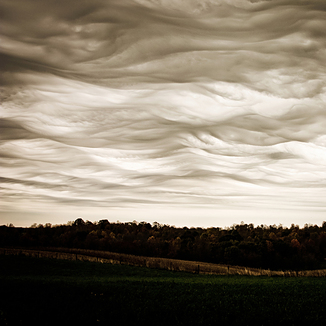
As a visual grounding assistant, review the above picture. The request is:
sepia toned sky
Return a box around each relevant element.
[1,0,326,228]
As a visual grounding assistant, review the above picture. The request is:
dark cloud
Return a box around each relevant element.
[2,0,325,91]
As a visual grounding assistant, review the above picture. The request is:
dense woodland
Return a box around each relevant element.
[1,219,326,270]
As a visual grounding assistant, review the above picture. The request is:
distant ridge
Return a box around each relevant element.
[2,247,326,277]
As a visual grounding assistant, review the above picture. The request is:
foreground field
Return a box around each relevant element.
[1,256,326,325]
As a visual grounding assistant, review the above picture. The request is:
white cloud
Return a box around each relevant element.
[1,0,326,227]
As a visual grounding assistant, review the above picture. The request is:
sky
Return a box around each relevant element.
[1,0,326,228]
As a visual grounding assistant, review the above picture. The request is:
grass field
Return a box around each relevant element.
[1,255,326,325]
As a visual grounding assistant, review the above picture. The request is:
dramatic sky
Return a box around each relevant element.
[1,0,326,228]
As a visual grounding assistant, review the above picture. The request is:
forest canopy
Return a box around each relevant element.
[1,219,326,271]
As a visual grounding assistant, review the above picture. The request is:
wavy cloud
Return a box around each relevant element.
[1,0,326,226]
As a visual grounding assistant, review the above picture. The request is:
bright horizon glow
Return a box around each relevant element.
[1,206,325,229]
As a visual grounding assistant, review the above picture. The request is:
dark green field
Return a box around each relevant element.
[1,255,326,325]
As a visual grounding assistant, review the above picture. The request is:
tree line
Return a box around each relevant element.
[1,219,326,270]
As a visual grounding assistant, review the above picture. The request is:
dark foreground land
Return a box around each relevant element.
[1,255,326,326]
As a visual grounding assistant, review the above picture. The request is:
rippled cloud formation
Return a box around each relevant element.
[1,0,326,227]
